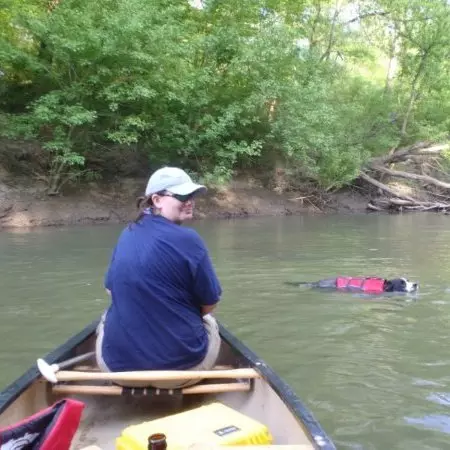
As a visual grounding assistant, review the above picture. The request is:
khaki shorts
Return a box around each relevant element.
[95,312,221,389]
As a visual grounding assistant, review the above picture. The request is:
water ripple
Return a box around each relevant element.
[1,214,450,449]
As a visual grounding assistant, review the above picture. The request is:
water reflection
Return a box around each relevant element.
[427,393,450,406]
[405,415,450,434]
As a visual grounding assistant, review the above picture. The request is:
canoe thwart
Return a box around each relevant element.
[54,367,260,383]
[52,381,253,397]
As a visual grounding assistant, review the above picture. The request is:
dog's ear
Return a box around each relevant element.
[384,280,394,292]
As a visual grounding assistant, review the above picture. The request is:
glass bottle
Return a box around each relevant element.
[148,433,167,450]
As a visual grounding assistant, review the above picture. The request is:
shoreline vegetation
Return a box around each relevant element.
[0,152,448,229]
[1,0,450,228]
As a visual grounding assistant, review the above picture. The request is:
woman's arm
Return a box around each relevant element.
[193,252,222,315]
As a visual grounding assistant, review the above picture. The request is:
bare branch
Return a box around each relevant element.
[346,11,388,24]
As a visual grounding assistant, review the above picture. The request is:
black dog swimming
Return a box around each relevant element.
[285,276,418,294]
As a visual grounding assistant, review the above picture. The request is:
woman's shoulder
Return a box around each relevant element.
[172,226,209,254]
[139,215,208,251]
[178,225,205,244]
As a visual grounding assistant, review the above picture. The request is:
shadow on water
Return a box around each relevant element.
[1,213,450,449]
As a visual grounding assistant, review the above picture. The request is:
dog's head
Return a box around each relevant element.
[384,277,418,293]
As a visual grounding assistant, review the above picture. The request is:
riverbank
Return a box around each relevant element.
[0,173,370,228]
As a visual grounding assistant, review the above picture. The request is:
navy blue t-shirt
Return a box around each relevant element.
[101,214,222,371]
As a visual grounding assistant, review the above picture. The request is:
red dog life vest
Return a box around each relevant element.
[336,277,385,294]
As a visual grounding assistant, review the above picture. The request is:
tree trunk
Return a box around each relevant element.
[384,30,398,94]
[401,49,429,137]
[320,0,340,62]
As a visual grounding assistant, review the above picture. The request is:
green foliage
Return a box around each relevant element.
[1,0,450,193]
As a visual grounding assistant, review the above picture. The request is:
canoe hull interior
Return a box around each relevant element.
[0,322,335,450]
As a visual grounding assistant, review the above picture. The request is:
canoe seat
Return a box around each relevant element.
[50,366,258,399]
[53,380,253,397]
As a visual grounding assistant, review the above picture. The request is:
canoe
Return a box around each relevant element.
[0,320,336,450]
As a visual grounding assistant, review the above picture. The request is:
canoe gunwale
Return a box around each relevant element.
[218,325,335,450]
[0,319,336,450]
[0,319,98,415]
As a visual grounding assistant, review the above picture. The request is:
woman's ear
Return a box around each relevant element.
[150,194,157,205]
[151,193,164,210]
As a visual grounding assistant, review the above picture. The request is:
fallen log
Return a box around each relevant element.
[368,197,450,212]
[388,198,447,207]
[360,141,450,214]
[416,144,450,155]
[370,143,449,166]
[359,172,416,202]
[371,166,450,190]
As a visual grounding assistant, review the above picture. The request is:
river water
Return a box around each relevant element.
[1,213,450,449]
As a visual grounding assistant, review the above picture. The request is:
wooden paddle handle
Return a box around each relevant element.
[55,367,260,382]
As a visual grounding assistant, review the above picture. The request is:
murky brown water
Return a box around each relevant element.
[1,213,450,449]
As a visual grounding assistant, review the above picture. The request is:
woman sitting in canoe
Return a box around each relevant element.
[96,167,222,388]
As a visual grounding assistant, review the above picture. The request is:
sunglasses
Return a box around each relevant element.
[157,191,196,203]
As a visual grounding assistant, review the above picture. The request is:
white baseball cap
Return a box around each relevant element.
[145,167,207,196]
